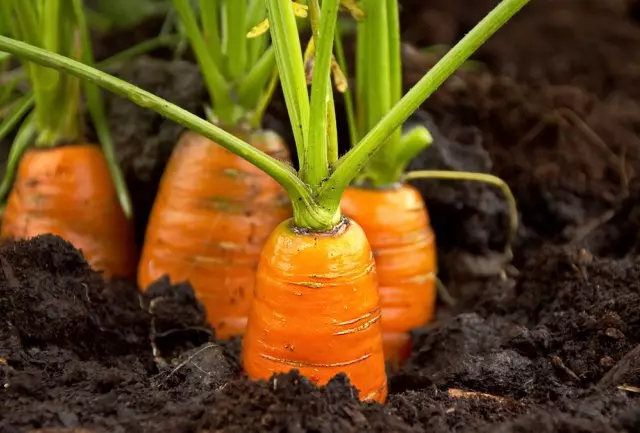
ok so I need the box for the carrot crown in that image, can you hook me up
[0,0,530,231]
[172,0,278,129]
[339,0,433,187]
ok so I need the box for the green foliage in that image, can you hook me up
[172,0,277,128]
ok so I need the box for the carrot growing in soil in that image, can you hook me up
[336,0,520,369]
[0,0,136,279]
[137,0,292,340]
[0,0,530,402]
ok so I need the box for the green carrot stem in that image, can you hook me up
[250,68,279,129]
[304,0,339,187]
[0,34,311,210]
[0,113,35,205]
[199,0,222,66]
[392,125,432,177]
[0,94,33,143]
[334,22,358,147]
[0,0,529,232]
[266,0,309,168]
[246,0,268,65]
[386,0,402,114]
[72,0,133,218]
[225,1,247,79]
[320,0,530,208]
[236,47,275,109]
[172,0,233,123]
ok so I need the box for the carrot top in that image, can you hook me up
[0,0,132,217]
[0,0,531,232]
[172,0,279,129]
[336,0,433,187]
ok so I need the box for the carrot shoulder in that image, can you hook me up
[242,217,388,403]
[138,130,292,339]
[1,144,137,279]
[341,183,436,368]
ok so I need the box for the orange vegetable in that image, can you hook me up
[242,217,388,403]
[138,130,292,339]
[1,144,137,279]
[340,183,436,369]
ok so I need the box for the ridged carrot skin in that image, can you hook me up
[242,217,388,403]
[138,130,292,339]
[340,183,437,368]
[1,144,137,279]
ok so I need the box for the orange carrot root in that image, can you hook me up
[242,217,388,403]
[138,130,292,339]
[341,183,437,368]
[1,144,137,279]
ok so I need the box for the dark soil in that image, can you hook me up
[2,0,640,432]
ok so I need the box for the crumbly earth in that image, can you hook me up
[2,0,640,432]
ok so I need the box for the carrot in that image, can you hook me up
[334,0,522,368]
[242,217,387,402]
[1,145,137,278]
[0,0,136,279]
[340,183,436,369]
[138,129,291,339]
[136,0,292,338]
[331,0,439,366]
[0,0,529,402]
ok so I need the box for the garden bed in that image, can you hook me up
[1,0,639,432]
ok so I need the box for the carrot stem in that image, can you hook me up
[0,94,33,144]
[334,22,358,148]
[250,68,279,129]
[321,0,530,208]
[225,0,247,80]
[266,0,309,170]
[304,0,339,188]
[393,124,433,176]
[0,0,529,232]
[0,112,35,205]
[199,0,222,67]
[246,0,267,66]
[172,0,233,124]
[0,34,311,208]
[236,47,275,109]
[402,170,518,259]
[71,0,133,218]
